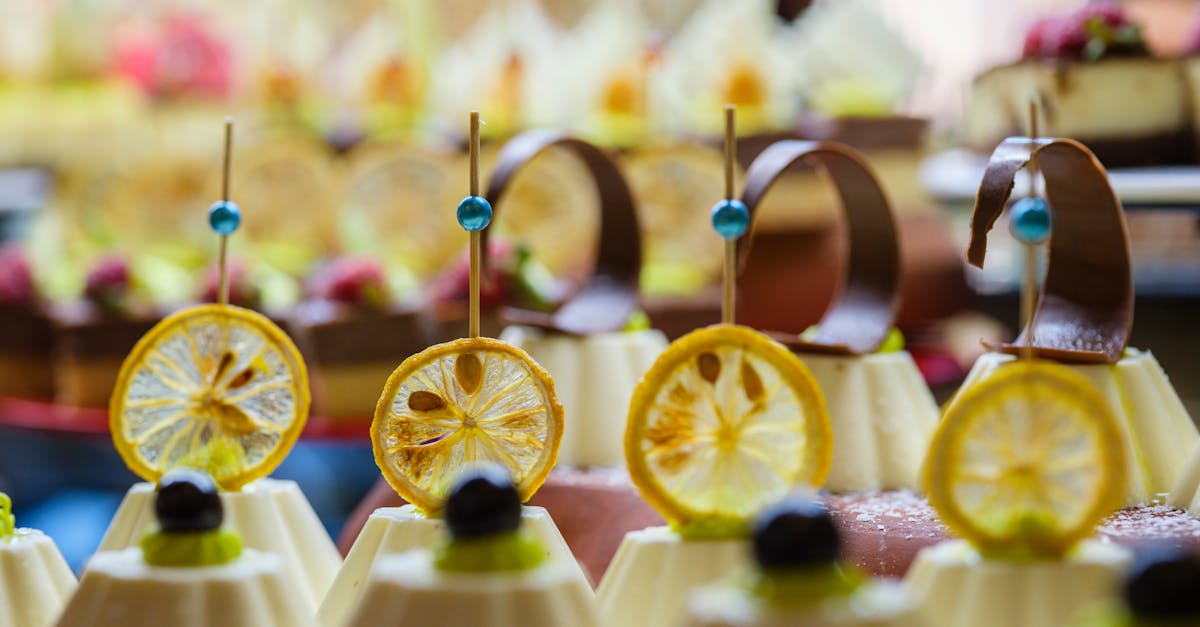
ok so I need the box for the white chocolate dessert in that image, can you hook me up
[906,540,1131,627]
[688,580,916,627]
[319,504,587,627]
[1165,441,1200,513]
[953,350,1197,505]
[498,325,667,467]
[342,549,598,627]
[0,529,76,627]
[800,351,938,492]
[597,526,748,627]
[97,479,342,610]
[59,548,317,627]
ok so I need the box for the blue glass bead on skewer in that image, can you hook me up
[1009,197,1051,245]
[457,195,493,231]
[208,200,242,236]
[711,198,749,240]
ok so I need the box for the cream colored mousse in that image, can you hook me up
[499,326,667,467]
[597,526,749,627]
[97,479,342,611]
[58,548,317,627]
[905,540,1132,627]
[341,549,598,627]
[964,58,1189,153]
[0,530,76,627]
[799,351,939,492]
[953,350,1197,505]
[685,497,919,627]
[319,504,589,626]
[1165,438,1200,513]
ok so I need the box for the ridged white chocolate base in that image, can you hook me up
[686,580,917,627]
[954,351,1197,505]
[905,540,1131,627]
[799,352,939,492]
[499,326,668,467]
[59,548,317,627]
[340,549,598,627]
[0,530,75,627]
[319,505,588,627]
[97,479,342,611]
[596,526,748,627]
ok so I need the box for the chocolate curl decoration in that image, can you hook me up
[968,137,1132,364]
[482,131,642,335]
[737,140,901,355]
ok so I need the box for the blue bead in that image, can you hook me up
[208,201,241,236]
[711,199,750,240]
[457,196,493,231]
[1009,197,1051,244]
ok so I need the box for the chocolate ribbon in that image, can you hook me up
[968,137,1132,364]
[737,140,900,355]
[482,130,641,335]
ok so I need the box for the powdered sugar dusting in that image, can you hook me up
[1098,505,1200,540]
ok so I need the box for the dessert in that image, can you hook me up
[288,256,436,420]
[1074,550,1200,626]
[48,255,160,408]
[737,139,939,493]
[0,492,76,627]
[955,136,1197,505]
[597,111,835,627]
[321,114,587,626]
[0,245,54,399]
[485,131,668,467]
[964,5,1192,167]
[340,467,599,627]
[686,497,918,627]
[60,471,317,627]
[907,164,1133,627]
[98,126,342,610]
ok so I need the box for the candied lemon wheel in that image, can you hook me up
[110,305,309,490]
[626,324,832,536]
[372,337,564,513]
[924,360,1126,558]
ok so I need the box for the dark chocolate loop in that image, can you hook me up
[482,131,641,335]
[968,137,1132,364]
[736,140,900,355]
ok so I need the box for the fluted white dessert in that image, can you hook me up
[0,530,76,627]
[799,352,939,492]
[905,540,1131,627]
[596,526,749,627]
[340,549,599,627]
[499,326,667,467]
[1165,440,1200,512]
[319,504,588,626]
[97,479,341,610]
[953,350,1197,505]
[58,548,317,627]
[687,579,918,627]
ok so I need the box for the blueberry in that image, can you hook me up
[752,497,840,569]
[444,464,521,540]
[1125,549,1200,619]
[155,469,223,533]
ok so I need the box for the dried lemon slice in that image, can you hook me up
[924,360,1126,558]
[626,324,832,537]
[110,304,309,490]
[372,337,564,513]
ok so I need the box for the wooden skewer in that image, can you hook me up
[218,118,234,308]
[1020,101,1039,361]
[722,105,736,326]
[469,111,482,339]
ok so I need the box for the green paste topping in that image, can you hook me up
[433,530,547,573]
[141,529,243,567]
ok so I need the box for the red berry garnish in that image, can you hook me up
[310,257,388,309]
[0,246,34,305]
[85,256,131,311]
[200,261,261,309]
[1023,18,1054,59]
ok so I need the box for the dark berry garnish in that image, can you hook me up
[155,469,223,533]
[444,464,521,540]
[1125,550,1200,619]
[199,261,261,309]
[84,255,131,312]
[752,497,840,570]
[309,256,388,309]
